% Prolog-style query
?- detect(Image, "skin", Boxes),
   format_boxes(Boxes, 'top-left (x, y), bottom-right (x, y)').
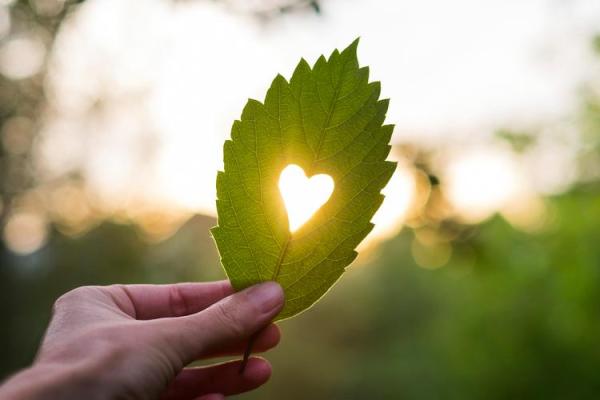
top-left (0, 281), bottom-right (285, 400)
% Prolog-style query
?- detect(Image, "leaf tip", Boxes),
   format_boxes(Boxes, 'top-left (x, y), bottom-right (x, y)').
top-left (344, 37), bottom-right (360, 55)
top-left (298, 57), bottom-right (310, 67)
top-left (274, 73), bottom-right (287, 83)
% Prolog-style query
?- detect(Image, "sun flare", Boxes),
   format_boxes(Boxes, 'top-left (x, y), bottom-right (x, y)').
top-left (278, 165), bottom-right (334, 232)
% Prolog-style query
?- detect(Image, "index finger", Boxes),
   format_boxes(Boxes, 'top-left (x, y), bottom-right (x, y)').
top-left (107, 280), bottom-right (234, 320)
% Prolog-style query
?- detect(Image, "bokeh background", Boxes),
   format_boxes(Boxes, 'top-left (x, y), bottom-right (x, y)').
top-left (2, 0), bottom-right (600, 398)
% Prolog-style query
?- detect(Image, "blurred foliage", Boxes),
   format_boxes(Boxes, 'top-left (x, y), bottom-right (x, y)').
top-left (496, 129), bottom-right (537, 153)
top-left (3, 181), bottom-right (600, 398)
top-left (250, 182), bottom-right (600, 400)
top-left (0, 0), bottom-right (85, 221)
top-left (592, 33), bottom-right (600, 55)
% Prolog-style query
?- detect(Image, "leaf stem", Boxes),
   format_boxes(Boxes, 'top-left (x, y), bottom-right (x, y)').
top-left (239, 330), bottom-right (261, 374)
top-left (271, 237), bottom-right (290, 281)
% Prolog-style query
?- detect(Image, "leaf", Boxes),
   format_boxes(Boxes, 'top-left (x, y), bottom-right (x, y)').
top-left (211, 39), bottom-right (396, 320)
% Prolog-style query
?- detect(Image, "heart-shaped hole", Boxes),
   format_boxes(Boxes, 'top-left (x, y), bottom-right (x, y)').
top-left (279, 164), bottom-right (334, 232)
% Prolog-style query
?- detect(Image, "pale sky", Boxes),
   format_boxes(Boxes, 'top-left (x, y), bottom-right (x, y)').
top-left (38, 0), bottom-right (600, 220)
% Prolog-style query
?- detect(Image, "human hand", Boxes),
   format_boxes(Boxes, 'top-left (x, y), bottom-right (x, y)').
top-left (0, 280), bottom-right (284, 400)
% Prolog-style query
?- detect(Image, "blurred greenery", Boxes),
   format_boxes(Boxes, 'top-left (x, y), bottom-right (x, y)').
top-left (495, 129), bottom-right (537, 153)
top-left (3, 182), bottom-right (600, 398)
top-left (2, 1), bottom-right (600, 399)
top-left (250, 183), bottom-right (600, 399)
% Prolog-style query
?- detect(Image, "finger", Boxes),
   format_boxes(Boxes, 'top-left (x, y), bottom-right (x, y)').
top-left (161, 358), bottom-right (271, 400)
top-left (107, 281), bottom-right (234, 319)
top-left (150, 281), bottom-right (284, 364)
top-left (203, 323), bottom-right (280, 358)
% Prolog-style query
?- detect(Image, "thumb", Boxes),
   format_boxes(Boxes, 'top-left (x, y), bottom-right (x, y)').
top-left (152, 282), bottom-right (284, 364)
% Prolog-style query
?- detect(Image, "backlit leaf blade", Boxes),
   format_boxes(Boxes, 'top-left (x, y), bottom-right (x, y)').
top-left (211, 39), bottom-right (396, 320)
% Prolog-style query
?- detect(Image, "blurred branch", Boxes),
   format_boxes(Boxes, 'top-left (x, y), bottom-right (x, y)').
top-left (186, 0), bottom-right (322, 21)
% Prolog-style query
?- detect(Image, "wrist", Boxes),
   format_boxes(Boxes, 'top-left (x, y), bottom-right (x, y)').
top-left (0, 361), bottom-right (101, 400)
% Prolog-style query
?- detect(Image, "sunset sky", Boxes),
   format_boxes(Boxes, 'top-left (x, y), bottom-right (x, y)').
top-left (23, 0), bottom-right (600, 245)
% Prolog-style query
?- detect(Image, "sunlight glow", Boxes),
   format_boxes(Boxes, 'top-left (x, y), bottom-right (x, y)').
top-left (444, 148), bottom-right (524, 223)
top-left (367, 166), bottom-right (417, 244)
top-left (33, 0), bottom-right (600, 244)
top-left (278, 165), bottom-right (334, 232)
top-left (0, 36), bottom-right (45, 80)
top-left (3, 212), bottom-right (48, 255)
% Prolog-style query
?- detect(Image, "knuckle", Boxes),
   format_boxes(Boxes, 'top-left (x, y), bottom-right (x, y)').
top-left (168, 285), bottom-right (190, 317)
top-left (53, 286), bottom-right (94, 311)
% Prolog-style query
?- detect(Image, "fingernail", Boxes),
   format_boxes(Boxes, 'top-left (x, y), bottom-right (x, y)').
top-left (245, 282), bottom-right (284, 313)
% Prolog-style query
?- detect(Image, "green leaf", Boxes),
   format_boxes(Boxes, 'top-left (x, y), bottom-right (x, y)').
top-left (211, 39), bottom-right (396, 320)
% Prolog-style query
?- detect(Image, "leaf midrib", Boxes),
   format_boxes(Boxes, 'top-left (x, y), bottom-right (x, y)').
top-left (271, 56), bottom-right (355, 283)
top-left (310, 56), bottom-right (352, 171)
